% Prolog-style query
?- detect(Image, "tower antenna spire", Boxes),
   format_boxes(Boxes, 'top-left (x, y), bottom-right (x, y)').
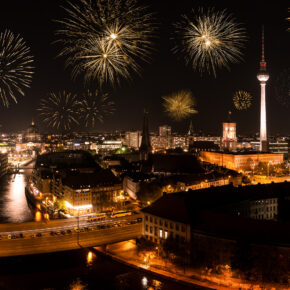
top-left (260, 25), bottom-right (266, 71)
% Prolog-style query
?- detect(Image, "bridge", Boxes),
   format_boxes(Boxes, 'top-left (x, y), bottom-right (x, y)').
top-left (0, 215), bottom-right (142, 257)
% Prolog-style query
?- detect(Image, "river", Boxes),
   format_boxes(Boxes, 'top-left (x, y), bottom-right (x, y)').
top-left (0, 170), bottom-right (33, 223)
top-left (0, 170), bottom-right (201, 290)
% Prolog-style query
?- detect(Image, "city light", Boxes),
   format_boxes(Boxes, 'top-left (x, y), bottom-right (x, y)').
top-left (64, 201), bottom-right (92, 210)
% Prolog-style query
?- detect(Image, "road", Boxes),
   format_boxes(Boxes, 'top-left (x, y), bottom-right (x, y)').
top-left (0, 214), bottom-right (143, 257)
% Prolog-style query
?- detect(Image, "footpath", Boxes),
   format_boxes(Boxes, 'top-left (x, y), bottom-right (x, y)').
top-left (94, 240), bottom-right (290, 290)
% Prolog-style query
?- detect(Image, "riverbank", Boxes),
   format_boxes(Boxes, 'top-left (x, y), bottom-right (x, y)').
top-left (94, 240), bottom-right (290, 290)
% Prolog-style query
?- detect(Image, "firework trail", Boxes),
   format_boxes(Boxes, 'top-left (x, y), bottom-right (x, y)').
top-left (162, 90), bottom-right (198, 121)
top-left (0, 30), bottom-right (33, 107)
top-left (173, 7), bottom-right (247, 77)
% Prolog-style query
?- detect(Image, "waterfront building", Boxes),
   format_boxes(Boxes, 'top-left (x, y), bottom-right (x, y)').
top-left (0, 153), bottom-right (8, 178)
top-left (199, 151), bottom-right (284, 172)
top-left (141, 182), bottom-right (290, 265)
top-left (62, 170), bottom-right (123, 215)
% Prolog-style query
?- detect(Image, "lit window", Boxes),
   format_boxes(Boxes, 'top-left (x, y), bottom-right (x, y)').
top-left (159, 229), bottom-right (163, 238)
top-left (164, 230), bottom-right (168, 239)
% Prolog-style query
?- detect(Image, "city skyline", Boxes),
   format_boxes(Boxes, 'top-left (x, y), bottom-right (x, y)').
top-left (0, 0), bottom-right (289, 135)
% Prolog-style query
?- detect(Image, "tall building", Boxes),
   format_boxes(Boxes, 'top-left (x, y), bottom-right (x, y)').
top-left (221, 112), bottom-right (237, 151)
top-left (159, 125), bottom-right (171, 137)
top-left (124, 131), bottom-right (142, 149)
top-left (139, 110), bottom-right (152, 161)
top-left (257, 26), bottom-right (269, 152)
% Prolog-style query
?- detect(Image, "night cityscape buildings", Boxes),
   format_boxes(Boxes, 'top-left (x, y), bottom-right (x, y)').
top-left (0, 0), bottom-right (289, 289)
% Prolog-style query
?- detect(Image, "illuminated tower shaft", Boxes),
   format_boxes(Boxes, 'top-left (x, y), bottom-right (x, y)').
top-left (260, 82), bottom-right (267, 142)
top-left (257, 26), bottom-right (269, 151)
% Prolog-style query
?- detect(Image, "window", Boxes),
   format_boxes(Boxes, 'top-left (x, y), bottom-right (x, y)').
top-left (175, 224), bottom-right (179, 231)
top-left (159, 220), bottom-right (163, 226)
top-left (145, 224), bottom-right (148, 232)
top-left (154, 218), bottom-right (157, 224)
top-left (164, 221), bottom-right (168, 227)
top-left (145, 215), bottom-right (148, 221)
top-left (164, 230), bottom-right (168, 239)
top-left (154, 227), bottom-right (157, 236)
top-left (150, 226), bottom-right (153, 234)
top-left (181, 225), bottom-right (185, 232)
top-left (150, 216), bottom-right (153, 223)
top-left (170, 222), bottom-right (173, 229)
top-left (159, 229), bottom-right (163, 238)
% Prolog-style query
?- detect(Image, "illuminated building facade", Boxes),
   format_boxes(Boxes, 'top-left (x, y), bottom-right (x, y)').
top-left (90, 140), bottom-right (122, 153)
top-left (257, 26), bottom-right (269, 152)
top-left (199, 151), bottom-right (284, 171)
top-left (222, 122), bottom-right (237, 151)
top-left (159, 125), bottom-right (171, 137)
top-left (124, 131), bottom-right (142, 149)
top-left (63, 171), bottom-right (122, 216)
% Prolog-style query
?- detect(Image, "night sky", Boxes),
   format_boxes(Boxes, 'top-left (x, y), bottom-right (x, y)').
top-left (0, 0), bottom-right (289, 136)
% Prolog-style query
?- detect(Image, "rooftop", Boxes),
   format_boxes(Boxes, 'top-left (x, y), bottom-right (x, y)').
top-left (142, 182), bottom-right (290, 245)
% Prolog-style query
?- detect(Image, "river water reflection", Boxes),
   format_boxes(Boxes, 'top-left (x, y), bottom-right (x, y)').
top-left (0, 172), bottom-right (200, 290)
top-left (0, 249), bottom-right (199, 290)
top-left (0, 170), bottom-right (33, 223)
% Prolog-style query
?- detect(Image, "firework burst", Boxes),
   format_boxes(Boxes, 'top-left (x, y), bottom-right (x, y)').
top-left (55, 0), bottom-right (155, 86)
top-left (162, 90), bottom-right (198, 121)
top-left (38, 91), bottom-right (79, 131)
top-left (72, 37), bottom-right (134, 85)
top-left (78, 89), bottom-right (115, 128)
top-left (0, 30), bottom-right (33, 107)
top-left (173, 7), bottom-right (247, 77)
top-left (233, 90), bottom-right (252, 110)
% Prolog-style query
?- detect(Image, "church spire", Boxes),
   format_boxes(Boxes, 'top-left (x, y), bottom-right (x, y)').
top-left (139, 110), bottom-right (151, 161)
top-left (187, 120), bottom-right (194, 136)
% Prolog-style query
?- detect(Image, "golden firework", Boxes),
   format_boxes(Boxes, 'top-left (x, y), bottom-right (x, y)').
top-left (0, 30), bottom-right (34, 107)
top-left (55, 0), bottom-right (156, 86)
top-left (38, 91), bottom-right (79, 131)
top-left (163, 90), bottom-right (198, 121)
top-left (78, 89), bottom-right (115, 128)
top-left (233, 90), bottom-right (252, 110)
top-left (173, 7), bottom-right (247, 77)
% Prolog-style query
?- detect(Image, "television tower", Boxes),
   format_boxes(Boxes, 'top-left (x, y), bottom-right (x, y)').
top-left (257, 25), bottom-right (269, 152)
